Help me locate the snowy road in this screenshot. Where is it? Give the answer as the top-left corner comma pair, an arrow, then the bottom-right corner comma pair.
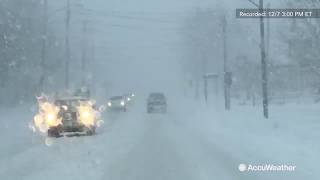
0,100 -> 318,180
100,113 -> 243,180
0,103 -> 243,180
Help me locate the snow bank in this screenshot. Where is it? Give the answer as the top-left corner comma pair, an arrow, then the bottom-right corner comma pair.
172,97 -> 320,180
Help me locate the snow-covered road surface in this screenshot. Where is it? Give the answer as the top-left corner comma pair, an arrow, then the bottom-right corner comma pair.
0,104 -> 236,180
100,113 -> 244,180
0,99 -> 318,180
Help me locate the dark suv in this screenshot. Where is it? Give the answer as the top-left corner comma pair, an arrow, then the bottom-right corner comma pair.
147,93 -> 167,113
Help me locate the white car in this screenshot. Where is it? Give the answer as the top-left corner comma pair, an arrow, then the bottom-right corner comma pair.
107,96 -> 127,112
123,93 -> 135,103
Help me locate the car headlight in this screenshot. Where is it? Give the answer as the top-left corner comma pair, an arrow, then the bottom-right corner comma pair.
108,102 -> 112,107
127,97 -> 131,101
121,101 -> 125,106
131,94 -> 135,97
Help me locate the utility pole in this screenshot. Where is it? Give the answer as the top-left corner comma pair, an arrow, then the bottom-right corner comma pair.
65,0 -> 71,89
222,15 -> 231,110
266,3 -> 270,58
91,37 -> 95,65
248,0 -> 269,118
259,0 -> 269,118
39,0 -> 48,92
90,33 -> 95,84
81,20 -> 88,86
204,77 -> 208,103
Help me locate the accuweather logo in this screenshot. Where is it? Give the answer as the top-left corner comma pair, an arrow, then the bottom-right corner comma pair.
238,163 -> 296,172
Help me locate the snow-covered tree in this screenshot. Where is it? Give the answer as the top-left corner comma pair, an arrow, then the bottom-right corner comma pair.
281,0 -> 320,94
0,0 -> 60,105
180,8 -> 225,99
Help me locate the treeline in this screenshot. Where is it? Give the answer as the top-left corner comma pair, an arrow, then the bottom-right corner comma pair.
282,0 -> 320,94
0,0 -> 62,106
180,1 -> 320,104
180,7 -> 261,102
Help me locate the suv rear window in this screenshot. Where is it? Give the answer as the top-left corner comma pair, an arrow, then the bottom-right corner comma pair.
110,96 -> 123,100
150,93 -> 165,98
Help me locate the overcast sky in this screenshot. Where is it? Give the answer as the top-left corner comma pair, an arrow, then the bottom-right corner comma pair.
49,0 -> 287,96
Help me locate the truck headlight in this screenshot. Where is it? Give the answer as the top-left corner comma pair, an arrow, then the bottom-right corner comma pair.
46,113 -> 55,122
127,97 -> 131,101
46,113 -> 58,127
107,102 -> 112,107
121,101 -> 125,106
78,107 -> 95,127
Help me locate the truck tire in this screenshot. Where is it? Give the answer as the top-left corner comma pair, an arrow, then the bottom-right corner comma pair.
48,127 -> 60,138
85,126 -> 95,136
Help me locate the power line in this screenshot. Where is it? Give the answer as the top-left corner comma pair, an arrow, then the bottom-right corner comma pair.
80,9 -> 181,24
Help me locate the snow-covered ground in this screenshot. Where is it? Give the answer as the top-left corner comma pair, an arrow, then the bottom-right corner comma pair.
0,96 -> 319,180
173,99 -> 320,180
